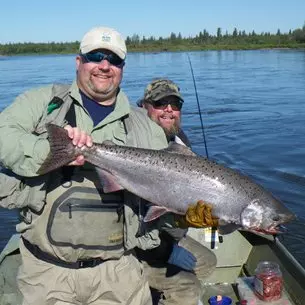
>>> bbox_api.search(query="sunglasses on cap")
[150,99,183,111]
[80,51,125,67]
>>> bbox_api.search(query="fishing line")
[187,53,209,159]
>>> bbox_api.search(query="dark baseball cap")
[138,79,184,106]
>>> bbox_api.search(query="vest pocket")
[46,186,124,250]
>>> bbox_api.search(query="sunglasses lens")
[82,52,124,67]
[152,100,182,111]
[108,54,124,66]
[85,52,104,62]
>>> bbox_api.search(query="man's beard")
[162,119,181,140]
[88,78,115,96]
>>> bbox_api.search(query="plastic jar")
[254,261,283,302]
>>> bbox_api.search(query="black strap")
[65,101,77,128]
[61,101,77,183]
[22,237,110,269]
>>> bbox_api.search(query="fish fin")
[164,142,197,156]
[144,206,170,222]
[95,168,124,193]
[37,124,76,175]
[218,223,241,235]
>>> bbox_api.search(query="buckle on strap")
[77,258,103,268]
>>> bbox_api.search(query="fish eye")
[272,215,280,222]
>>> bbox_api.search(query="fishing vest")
[11,84,159,262]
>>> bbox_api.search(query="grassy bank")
[2,23,305,56]
[1,42,305,57]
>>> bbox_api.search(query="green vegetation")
[1,24,305,56]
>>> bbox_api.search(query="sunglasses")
[80,51,125,67]
[150,99,183,111]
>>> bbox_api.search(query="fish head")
[240,197,296,234]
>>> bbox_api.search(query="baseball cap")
[80,27,127,60]
[142,79,184,104]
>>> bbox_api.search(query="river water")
[0,50,305,267]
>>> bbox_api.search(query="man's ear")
[76,55,82,70]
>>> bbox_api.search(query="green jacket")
[0,81,167,176]
[0,81,169,255]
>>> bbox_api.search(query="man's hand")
[64,125,93,166]
[175,200,219,228]
[167,244,197,271]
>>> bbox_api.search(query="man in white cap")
[0,26,168,305]
[0,26,219,305]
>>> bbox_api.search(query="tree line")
[1,24,305,56]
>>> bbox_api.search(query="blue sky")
[1,1,304,44]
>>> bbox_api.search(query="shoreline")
[1,45,305,57]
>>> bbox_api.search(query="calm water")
[0,50,305,267]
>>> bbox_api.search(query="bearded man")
[137,78,191,147]
[137,78,217,305]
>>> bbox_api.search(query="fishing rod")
[187,53,209,159]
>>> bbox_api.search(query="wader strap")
[21,237,114,269]
[122,114,134,145]
[65,101,77,128]
[61,102,77,184]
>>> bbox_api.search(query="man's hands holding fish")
[64,125,93,166]
[175,200,219,228]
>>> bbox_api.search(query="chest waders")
[21,85,141,266]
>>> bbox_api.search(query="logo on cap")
[101,34,111,42]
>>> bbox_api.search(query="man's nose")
[97,59,111,69]
[164,104,173,112]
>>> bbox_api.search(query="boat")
[188,228,305,305]
[0,228,305,305]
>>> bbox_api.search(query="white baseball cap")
[80,27,127,60]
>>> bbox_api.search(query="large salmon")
[37,124,295,234]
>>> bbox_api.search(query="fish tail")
[37,124,77,175]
